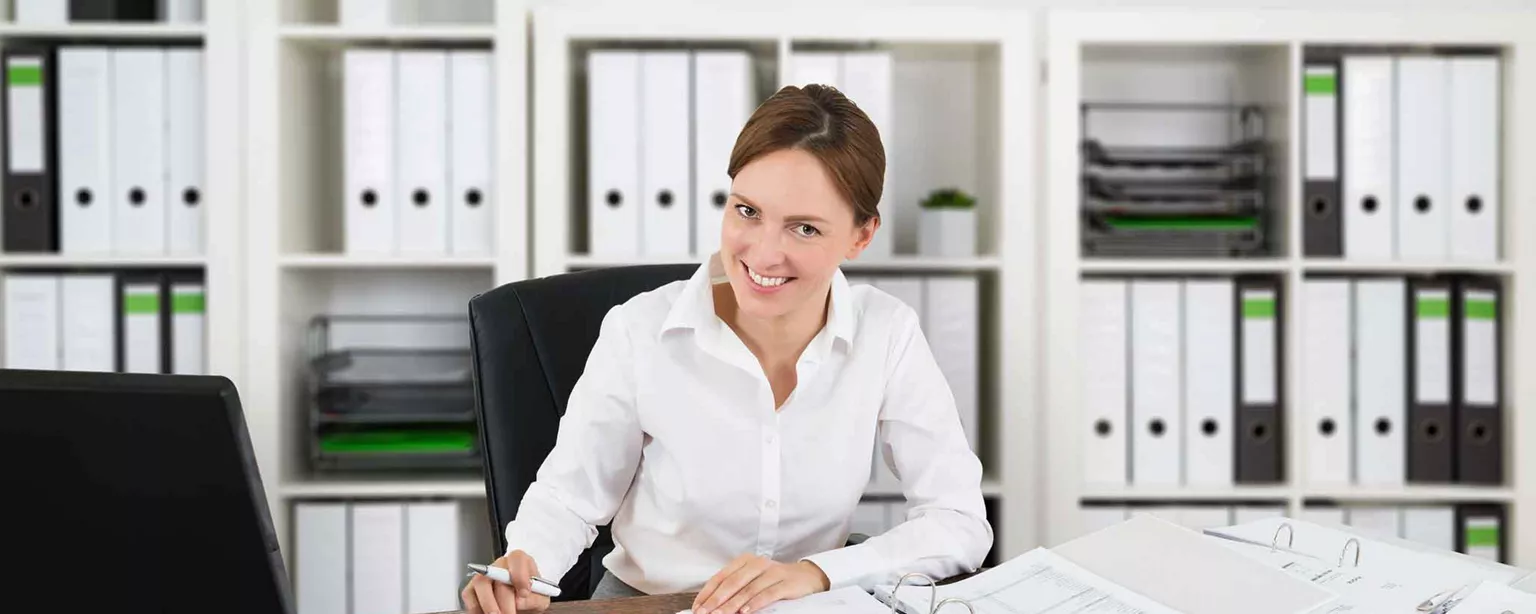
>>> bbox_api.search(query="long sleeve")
[502,303,645,583]
[802,307,993,591]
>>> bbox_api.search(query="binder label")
[1304,72,1337,95]
[1465,297,1496,320]
[124,292,159,314]
[1243,296,1276,319]
[7,57,45,173]
[1417,296,1450,318]
[172,291,204,314]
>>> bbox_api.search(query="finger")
[473,576,503,614]
[695,555,755,611]
[721,572,783,614]
[744,581,798,614]
[504,557,534,594]
[463,583,484,614]
[494,580,520,614]
[704,559,773,614]
[517,592,551,614]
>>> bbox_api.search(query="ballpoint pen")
[466,563,563,598]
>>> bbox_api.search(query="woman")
[463,83,991,614]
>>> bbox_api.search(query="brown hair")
[727,84,885,226]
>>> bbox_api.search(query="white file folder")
[296,503,349,614]
[162,0,203,23]
[1183,280,1234,487]
[61,274,116,372]
[1403,506,1456,553]
[1355,279,1406,486]
[344,49,396,255]
[112,49,167,255]
[1394,57,1449,261]
[1080,506,1128,536]
[587,51,641,257]
[166,49,203,255]
[406,502,461,614]
[15,0,66,24]
[1131,280,1182,486]
[121,278,162,374]
[448,50,493,256]
[1449,57,1500,263]
[351,503,405,614]
[1347,506,1402,541]
[340,0,398,26]
[395,51,449,255]
[1342,56,1395,261]
[1302,279,1352,487]
[170,280,204,375]
[925,275,980,453]
[1080,279,1128,488]
[790,52,840,89]
[4,274,60,369]
[58,47,113,254]
[840,51,893,258]
[640,51,691,257]
[692,51,752,257]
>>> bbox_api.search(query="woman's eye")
[794,224,820,237]
[735,204,758,219]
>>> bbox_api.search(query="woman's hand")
[691,554,830,614]
[461,551,551,614]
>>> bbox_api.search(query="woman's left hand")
[691,554,830,614]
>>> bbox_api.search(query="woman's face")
[719,147,876,322]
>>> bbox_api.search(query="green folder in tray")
[319,429,476,454]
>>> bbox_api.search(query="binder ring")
[1271,523,1294,552]
[1340,538,1361,567]
[887,573,938,614]
[933,597,976,614]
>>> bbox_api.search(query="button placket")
[756,411,783,558]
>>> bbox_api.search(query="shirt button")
[765,499,777,509]
[765,434,775,445]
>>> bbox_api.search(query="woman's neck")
[713,283,830,365]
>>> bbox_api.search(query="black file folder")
[1455,504,1508,563]
[1235,276,1284,483]
[1407,277,1455,483]
[1454,276,1503,485]
[1302,56,1343,257]
[69,0,158,21]
[2,47,56,253]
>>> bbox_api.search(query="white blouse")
[503,255,992,596]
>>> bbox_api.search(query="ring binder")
[882,573,976,614]
[1272,523,1294,551]
[1341,538,1361,567]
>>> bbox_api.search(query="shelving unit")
[1044,9,1536,566]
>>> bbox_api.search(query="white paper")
[1205,534,1433,613]
[875,548,1183,614]
[1448,580,1536,612]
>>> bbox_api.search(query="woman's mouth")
[743,261,794,292]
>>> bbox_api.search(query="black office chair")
[467,264,697,601]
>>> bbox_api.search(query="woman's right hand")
[462,551,552,614]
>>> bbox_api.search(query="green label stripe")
[1465,526,1501,547]
[1418,297,1451,319]
[1105,216,1258,231]
[173,292,205,314]
[1305,73,1337,95]
[124,293,159,315]
[7,64,41,86]
[1244,297,1276,319]
[320,430,475,454]
[1466,299,1497,321]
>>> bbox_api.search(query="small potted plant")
[918,187,976,257]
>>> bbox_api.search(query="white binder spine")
[1302,279,1352,487]
[1394,57,1449,262]
[406,502,462,614]
[1130,280,1182,486]
[61,274,116,372]
[639,51,692,257]
[351,503,406,614]
[1355,279,1407,486]
[170,280,205,375]
[3,274,61,369]
[1081,279,1129,488]
[343,49,396,255]
[448,50,493,256]
[395,50,449,255]
[587,51,642,257]
[58,47,114,254]
[296,502,350,614]
[691,51,752,257]
[122,279,162,374]
[15,0,67,25]
[1183,279,1234,487]
[1343,56,1395,261]
[111,49,168,255]
[1403,506,1456,553]
[166,48,204,255]
[1448,57,1500,263]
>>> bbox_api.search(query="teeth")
[747,266,789,288]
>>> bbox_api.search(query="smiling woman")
[463,83,991,614]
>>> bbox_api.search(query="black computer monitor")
[0,369,293,614]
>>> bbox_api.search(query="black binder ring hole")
[1363,196,1379,213]
[412,189,429,207]
[466,189,483,207]
[1375,418,1392,435]
[606,190,622,208]
[1415,195,1432,213]
[1250,423,1271,442]
[1470,421,1491,444]
[1309,196,1331,218]
[15,189,35,209]
[1320,418,1336,437]
[713,191,728,208]
[1423,420,1445,443]
[1094,419,1112,437]
[1149,419,1166,437]
[1201,418,1218,437]
[75,189,92,206]
[183,188,200,207]
[658,190,674,207]
[361,189,378,207]
[129,187,145,207]
[1468,195,1484,214]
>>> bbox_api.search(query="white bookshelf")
[0,23,206,39]
[1043,9,1536,565]
[531,5,1038,562]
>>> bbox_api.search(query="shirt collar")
[659,253,856,346]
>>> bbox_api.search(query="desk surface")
[435,592,699,614]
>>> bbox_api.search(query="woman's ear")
[844,217,879,260]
